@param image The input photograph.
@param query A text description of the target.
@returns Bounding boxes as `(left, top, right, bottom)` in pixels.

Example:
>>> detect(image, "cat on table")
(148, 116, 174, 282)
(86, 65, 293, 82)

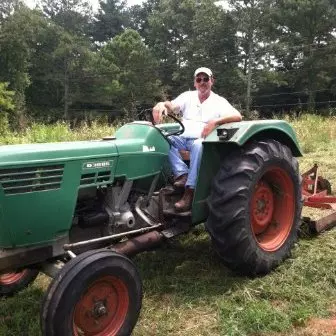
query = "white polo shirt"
(172, 90, 240, 138)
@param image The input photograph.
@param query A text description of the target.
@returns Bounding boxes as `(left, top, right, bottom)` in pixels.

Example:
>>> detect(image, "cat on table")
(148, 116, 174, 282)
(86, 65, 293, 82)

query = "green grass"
(0, 120, 118, 145)
(1, 114, 336, 335)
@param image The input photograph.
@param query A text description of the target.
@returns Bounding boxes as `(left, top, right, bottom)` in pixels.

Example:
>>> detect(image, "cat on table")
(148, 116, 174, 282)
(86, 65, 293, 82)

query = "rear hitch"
(302, 164, 336, 233)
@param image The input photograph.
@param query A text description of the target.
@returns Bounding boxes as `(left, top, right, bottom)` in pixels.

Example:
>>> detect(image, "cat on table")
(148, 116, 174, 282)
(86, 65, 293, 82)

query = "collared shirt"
(172, 90, 240, 138)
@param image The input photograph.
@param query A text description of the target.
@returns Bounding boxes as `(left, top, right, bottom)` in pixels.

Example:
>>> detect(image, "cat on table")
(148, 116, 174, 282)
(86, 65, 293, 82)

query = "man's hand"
(152, 102, 167, 124)
(201, 120, 217, 138)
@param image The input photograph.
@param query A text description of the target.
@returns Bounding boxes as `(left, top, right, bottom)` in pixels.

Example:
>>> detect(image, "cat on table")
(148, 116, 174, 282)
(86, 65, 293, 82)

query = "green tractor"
(0, 115, 302, 335)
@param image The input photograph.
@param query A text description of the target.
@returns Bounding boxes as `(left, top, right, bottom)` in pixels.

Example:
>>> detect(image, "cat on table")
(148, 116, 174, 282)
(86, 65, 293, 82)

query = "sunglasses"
(195, 77, 210, 83)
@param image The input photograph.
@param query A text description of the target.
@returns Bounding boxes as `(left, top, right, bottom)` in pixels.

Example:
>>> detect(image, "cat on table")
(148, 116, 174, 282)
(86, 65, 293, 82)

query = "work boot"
(173, 174, 188, 189)
(174, 187, 194, 212)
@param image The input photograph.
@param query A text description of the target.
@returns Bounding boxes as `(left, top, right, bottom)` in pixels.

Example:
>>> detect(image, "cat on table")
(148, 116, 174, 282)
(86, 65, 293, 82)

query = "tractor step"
(161, 222, 191, 238)
(163, 208, 192, 217)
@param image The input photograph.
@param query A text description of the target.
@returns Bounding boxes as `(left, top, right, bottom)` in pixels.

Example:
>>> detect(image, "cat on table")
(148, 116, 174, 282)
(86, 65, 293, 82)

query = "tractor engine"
(70, 183, 142, 246)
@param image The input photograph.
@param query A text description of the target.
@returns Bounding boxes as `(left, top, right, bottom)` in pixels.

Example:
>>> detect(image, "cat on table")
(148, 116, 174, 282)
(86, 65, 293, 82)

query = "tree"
(270, 0, 336, 111)
(229, 0, 275, 114)
(139, 0, 239, 102)
(0, 82, 15, 133)
(0, 0, 21, 21)
(49, 30, 93, 119)
(100, 29, 162, 119)
(38, 0, 93, 36)
(145, 0, 196, 95)
(0, 5, 49, 127)
(91, 0, 129, 42)
(191, 1, 239, 102)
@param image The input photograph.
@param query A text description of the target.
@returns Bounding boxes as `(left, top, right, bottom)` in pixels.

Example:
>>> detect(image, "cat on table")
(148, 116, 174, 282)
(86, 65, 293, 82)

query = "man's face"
(194, 73, 214, 95)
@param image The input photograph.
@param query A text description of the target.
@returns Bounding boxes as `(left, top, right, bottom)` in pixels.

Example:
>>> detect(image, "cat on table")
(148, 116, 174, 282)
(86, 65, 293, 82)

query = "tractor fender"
(203, 119, 302, 157)
(192, 120, 302, 224)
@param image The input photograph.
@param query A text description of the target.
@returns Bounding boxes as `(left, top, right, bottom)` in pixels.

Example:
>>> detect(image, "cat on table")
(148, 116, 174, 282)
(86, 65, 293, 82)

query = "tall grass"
(288, 114, 336, 154)
(0, 120, 117, 145)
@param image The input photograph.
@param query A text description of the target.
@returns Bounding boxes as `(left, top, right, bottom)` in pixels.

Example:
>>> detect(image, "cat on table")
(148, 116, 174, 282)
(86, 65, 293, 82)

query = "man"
(152, 67, 242, 212)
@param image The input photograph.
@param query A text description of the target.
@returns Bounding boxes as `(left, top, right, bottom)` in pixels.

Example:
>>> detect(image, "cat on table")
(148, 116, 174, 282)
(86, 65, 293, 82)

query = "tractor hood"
(0, 122, 171, 169)
(0, 141, 118, 168)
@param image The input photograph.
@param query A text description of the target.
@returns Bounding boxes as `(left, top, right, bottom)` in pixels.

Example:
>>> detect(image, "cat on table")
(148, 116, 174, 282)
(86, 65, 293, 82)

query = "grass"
(0, 120, 118, 145)
(1, 114, 336, 335)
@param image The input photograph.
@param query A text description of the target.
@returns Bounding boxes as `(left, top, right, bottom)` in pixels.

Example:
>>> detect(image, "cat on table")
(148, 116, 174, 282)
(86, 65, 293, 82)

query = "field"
(1, 115, 336, 336)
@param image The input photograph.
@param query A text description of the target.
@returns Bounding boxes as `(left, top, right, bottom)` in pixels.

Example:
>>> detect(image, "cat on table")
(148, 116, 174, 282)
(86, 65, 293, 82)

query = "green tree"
(92, 0, 129, 42)
(141, 0, 239, 102)
(29, 0, 96, 119)
(50, 30, 93, 119)
(101, 29, 162, 119)
(0, 82, 14, 133)
(0, 5, 49, 127)
(191, 1, 239, 102)
(38, 0, 93, 36)
(270, 0, 336, 111)
(0, 0, 20, 21)
(229, 0, 276, 113)
(146, 0, 196, 95)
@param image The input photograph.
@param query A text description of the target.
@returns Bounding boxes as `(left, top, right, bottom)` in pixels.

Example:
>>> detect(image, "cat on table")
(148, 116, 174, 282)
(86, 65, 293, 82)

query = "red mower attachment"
(302, 164, 336, 233)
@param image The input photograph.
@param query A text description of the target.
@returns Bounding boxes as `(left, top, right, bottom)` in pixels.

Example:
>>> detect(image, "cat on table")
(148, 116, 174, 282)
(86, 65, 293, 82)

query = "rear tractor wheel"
(0, 269, 39, 296)
(206, 139, 302, 276)
(41, 250, 142, 336)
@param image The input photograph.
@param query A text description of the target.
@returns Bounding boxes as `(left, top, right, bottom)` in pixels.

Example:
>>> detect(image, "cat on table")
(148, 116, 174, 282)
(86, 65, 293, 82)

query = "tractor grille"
(80, 170, 112, 186)
(0, 164, 64, 195)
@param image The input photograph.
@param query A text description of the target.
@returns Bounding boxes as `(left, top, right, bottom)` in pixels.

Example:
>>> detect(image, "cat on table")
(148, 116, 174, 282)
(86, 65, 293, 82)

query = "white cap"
(194, 67, 213, 77)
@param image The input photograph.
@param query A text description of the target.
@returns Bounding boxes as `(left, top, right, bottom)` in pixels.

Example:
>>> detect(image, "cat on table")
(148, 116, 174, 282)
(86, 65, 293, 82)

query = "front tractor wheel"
(41, 250, 142, 336)
(206, 139, 302, 276)
(0, 269, 39, 296)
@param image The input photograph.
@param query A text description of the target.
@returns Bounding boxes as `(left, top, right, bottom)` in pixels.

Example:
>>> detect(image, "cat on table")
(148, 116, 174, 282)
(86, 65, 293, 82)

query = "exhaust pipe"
(112, 231, 163, 256)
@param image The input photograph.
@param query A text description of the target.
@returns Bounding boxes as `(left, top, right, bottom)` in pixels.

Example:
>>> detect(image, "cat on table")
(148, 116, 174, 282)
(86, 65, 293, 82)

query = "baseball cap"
(194, 67, 213, 77)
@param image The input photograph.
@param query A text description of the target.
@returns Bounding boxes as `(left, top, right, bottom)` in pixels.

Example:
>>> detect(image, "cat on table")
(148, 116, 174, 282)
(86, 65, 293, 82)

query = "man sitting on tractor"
(152, 67, 242, 212)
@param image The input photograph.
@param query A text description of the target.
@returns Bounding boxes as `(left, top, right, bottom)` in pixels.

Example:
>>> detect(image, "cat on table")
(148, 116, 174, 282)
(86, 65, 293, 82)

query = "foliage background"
(0, 0, 335, 130)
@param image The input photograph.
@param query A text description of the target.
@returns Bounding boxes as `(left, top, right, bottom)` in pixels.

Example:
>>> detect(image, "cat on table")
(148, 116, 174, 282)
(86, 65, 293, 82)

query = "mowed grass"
(1, 114, 336, 336)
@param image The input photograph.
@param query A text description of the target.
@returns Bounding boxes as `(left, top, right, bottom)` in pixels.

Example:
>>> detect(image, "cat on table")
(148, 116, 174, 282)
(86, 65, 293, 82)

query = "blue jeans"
(168, 136, 203, 188)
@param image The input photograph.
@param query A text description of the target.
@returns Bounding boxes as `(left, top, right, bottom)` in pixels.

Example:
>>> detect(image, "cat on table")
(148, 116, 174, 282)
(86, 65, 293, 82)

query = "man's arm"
(152, 101, 180, 124)
(201, 112, 242, 138)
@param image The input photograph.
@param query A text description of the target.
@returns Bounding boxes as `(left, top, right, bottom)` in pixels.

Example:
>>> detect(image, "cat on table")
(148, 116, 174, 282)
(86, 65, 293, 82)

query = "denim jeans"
(168, 135, 203, 188)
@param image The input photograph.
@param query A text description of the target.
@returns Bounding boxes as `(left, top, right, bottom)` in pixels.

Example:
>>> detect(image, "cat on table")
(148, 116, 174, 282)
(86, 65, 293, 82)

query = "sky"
(24, 0, 145, 11)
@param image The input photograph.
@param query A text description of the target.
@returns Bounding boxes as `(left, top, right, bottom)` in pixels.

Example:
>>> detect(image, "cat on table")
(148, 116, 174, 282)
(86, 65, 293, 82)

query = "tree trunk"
(246, 34, 253, 115)
(64, 64, 69, 120)
(307, 44, 315, 112)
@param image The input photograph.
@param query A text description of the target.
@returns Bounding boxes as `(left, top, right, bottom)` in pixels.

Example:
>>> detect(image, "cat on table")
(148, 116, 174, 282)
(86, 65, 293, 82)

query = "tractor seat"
(179, 150, 190, 162)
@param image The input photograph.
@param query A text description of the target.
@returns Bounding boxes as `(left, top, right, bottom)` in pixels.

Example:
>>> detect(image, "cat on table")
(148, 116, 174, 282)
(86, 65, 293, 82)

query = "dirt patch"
(269, 316, 336, 336)
(303, 317, 336, 336)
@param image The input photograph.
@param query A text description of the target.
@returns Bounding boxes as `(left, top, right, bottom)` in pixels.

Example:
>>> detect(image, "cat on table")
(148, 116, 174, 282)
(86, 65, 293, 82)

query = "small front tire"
(0, 269, 39, 296)
(41, 250, 142, 336)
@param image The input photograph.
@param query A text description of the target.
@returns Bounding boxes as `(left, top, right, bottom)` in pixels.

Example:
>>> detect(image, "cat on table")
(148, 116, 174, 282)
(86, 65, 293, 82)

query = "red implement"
(302, 164, 336, 233)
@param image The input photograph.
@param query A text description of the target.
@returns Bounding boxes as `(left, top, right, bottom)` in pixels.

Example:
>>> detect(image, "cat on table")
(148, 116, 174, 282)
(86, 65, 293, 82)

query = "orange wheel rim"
(0, 270, 28, 285)
(73, 276, 129, 336)
(251, 181, 274, 234)
(251, 166, 295, 252)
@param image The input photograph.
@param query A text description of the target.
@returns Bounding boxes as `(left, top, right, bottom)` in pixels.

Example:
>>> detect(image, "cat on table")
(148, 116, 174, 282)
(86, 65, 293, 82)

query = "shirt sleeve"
(172, 91, 189, 114)
(218, 96, 241, 118)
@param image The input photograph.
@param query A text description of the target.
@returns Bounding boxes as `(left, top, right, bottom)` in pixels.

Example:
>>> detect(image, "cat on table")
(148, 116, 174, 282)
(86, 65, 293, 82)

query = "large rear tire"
(206, 139, 302, 276)
(0, 269, 39, 296)
(41, 250, 142, 336)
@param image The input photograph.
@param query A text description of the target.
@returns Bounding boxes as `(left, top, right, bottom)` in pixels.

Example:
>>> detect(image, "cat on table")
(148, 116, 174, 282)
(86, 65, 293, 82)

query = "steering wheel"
(150, 112, 185, 137)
